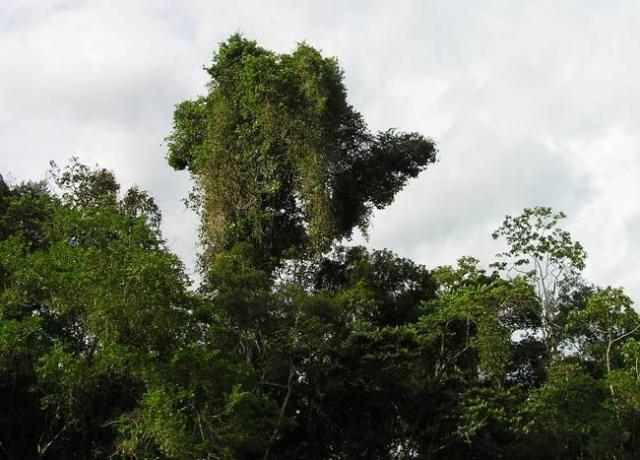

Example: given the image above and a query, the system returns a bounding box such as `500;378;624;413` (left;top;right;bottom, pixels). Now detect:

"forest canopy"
1;35;639;459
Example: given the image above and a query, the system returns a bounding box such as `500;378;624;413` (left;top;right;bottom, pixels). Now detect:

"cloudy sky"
1;0;639;301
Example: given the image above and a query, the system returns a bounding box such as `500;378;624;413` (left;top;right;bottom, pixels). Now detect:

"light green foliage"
492;206;586;277
492;206;589;359
167;35;437;267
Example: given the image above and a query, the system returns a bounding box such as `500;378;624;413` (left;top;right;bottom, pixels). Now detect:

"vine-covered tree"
166;34;437;269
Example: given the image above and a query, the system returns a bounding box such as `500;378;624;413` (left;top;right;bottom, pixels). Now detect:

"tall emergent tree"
164;34;438;458
166;34;437;269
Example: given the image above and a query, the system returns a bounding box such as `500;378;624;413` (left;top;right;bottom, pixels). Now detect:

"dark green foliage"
2;36;639;459
0;161;274;459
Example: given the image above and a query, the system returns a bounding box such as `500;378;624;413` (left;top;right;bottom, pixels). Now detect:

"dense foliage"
166;34;437;269
1;36;639;459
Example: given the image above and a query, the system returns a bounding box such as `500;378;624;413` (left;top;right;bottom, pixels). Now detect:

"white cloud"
1;0;638;301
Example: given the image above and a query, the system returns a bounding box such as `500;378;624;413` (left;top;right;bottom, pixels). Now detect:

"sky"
1;0;639;301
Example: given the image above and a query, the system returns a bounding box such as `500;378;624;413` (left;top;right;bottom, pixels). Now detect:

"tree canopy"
167;34;437;269
1;35;639;459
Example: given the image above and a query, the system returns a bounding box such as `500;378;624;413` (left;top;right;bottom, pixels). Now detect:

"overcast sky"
1;0;639;301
